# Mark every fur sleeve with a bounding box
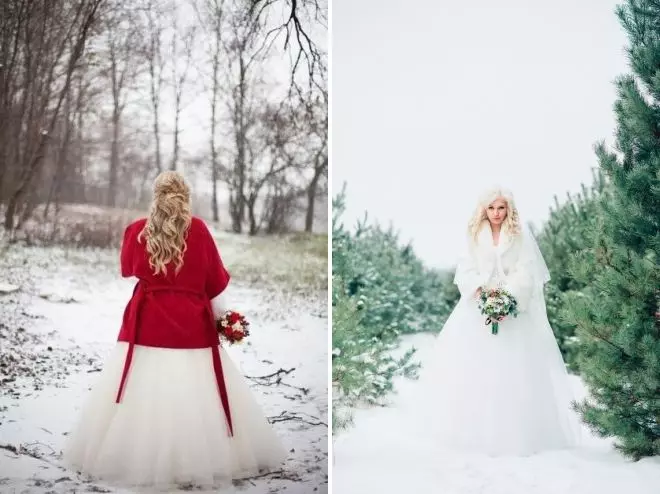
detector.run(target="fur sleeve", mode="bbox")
[454,234,490,298]
[503,228,548,311]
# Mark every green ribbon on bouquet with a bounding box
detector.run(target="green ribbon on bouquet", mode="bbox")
[485,317,499,335]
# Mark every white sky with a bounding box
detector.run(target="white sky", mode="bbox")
[331,0,629,268]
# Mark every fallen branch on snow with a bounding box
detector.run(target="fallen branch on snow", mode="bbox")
[0,441,63,470]
[245,367,311,395]
[0,444,18,455]
[244,367,296,380]
[245,367,309,396]
[268,410,327,427]
[233,469,303,487]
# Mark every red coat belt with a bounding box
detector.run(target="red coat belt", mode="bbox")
[114,282,233,436]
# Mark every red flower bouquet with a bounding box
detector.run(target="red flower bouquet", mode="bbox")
[216,310,250,344]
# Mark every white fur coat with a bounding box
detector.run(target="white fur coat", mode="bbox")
[454,221,546,311]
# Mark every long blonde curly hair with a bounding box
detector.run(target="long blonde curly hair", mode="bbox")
[467,186,521,242]
[138,171,192,276]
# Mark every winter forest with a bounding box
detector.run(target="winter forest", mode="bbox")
[1,1,328,492]
[332,0,659,470]
[0,0,328,243]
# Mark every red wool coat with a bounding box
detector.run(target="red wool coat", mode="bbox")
[115,216,233,434]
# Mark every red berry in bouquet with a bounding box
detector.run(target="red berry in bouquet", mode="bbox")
[216,310,251,344]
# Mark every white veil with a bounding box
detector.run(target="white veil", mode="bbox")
[518,222,551,298]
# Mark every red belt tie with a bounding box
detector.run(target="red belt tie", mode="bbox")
[114,283,233,436]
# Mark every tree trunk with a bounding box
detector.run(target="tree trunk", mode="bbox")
[4,194,19,232]
[153,102,162,173]
[4,129,52,230]
[234,56,247,231]
[211,163,219,222]
[247,193,258,235]
[305,174,319,233]
[108,111,119,206]
[45,90,74,219]
[171,66,181,172]
[229,192,242,233]
[150,47,162,173]
[147,0,163,174]
[213,1,224,222]
[210,29,220,222]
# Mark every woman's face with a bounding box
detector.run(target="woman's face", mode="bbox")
[486,197,508,226]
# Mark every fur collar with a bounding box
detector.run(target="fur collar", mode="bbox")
[474,220,515,254]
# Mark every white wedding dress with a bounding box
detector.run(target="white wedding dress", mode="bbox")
[402,221,580,456]
[62,289,287,489]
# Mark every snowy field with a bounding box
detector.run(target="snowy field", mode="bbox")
[332,333,660,494]
[0,228,328,494]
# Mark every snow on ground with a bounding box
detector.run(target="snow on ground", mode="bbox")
[332,333,660,494]
[0,231,328,494]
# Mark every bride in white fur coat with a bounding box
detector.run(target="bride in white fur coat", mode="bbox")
[404,187,581,456]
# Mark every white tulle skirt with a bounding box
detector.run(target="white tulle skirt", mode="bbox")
[400,296,581,457]
[62,342,287,489]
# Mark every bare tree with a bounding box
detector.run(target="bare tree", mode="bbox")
[0,1,26,198]
[143,0,168,174]
[223,1,264,233]
[209,0,225,222]
[222,4,327,236]
[301,88,327,232]
[246,101,306,235]
[44,54,106,217]
[243,105,289,235]
[169,10,197,171]
[262,179,299,233]
[1,0,104,232]
[248,0,326,92]
[42,70,77,220]
[102,0,144,207]
[194,0,227,222]
[255,90,327,234]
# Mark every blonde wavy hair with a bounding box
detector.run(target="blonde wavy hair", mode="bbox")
[467,187,521,242]
[138,171,192,276]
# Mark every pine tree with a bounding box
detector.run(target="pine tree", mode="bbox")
[536,171,608,371]
[331,186,459,431]
[332,192,416,430]
[563,0,660,459]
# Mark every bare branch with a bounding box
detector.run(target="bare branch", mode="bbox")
[248,0,326,92]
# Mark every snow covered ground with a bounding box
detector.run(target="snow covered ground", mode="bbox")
[0,231,328,493]
[332,333,660,494]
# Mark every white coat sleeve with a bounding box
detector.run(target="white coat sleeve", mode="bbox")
[503,229,548,312]
[454,235,490,298]
[210,287,230,319]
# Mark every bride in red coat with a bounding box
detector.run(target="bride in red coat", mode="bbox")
[63,171,286,488]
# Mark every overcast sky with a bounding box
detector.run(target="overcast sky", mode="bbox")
[332,0,629,269]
